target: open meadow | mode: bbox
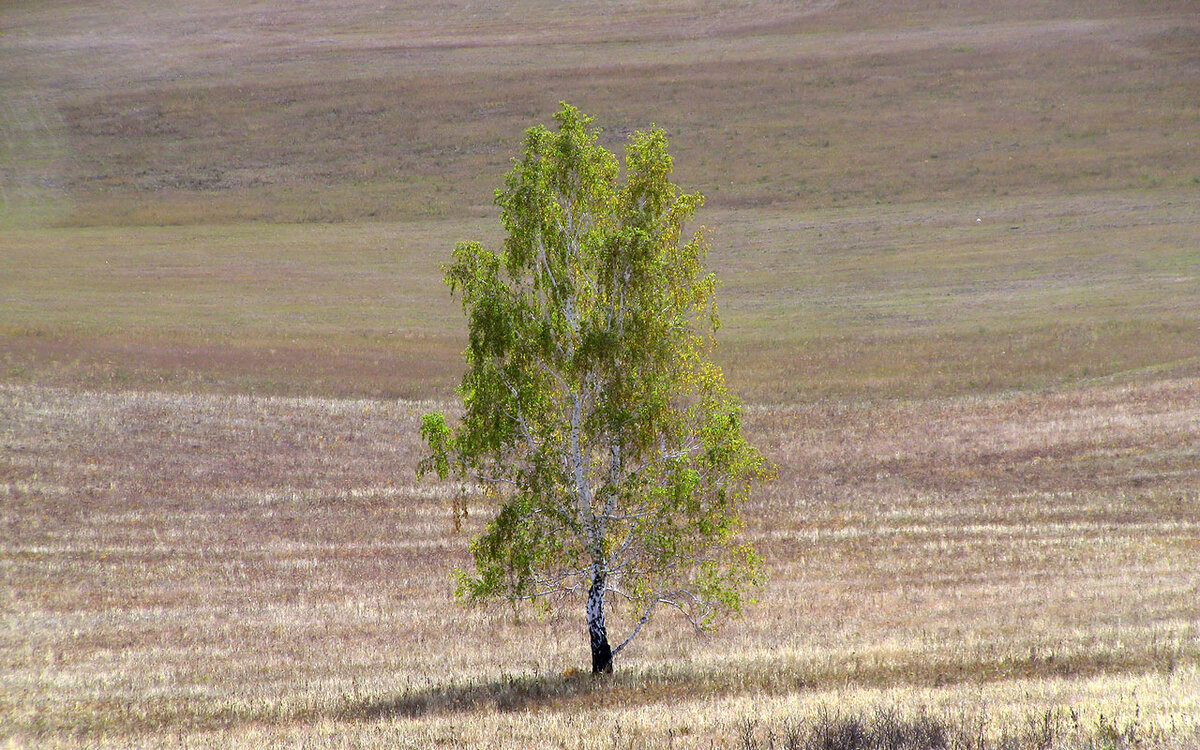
[2,0,1199,747]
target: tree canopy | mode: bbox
[419,103,771,673]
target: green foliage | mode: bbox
[420,103,772,651]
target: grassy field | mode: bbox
[2,0,1199,747]
[3,381,1198,747]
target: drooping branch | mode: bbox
[612,597,661,657]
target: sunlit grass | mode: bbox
[2,379,1196,746]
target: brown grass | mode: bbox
[2,192,1197,402]
[3,0,1198,402]
[3,0,1197,226]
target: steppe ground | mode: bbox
[1,0,1198,747]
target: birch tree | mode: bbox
[419,103,771,674]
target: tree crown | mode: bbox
[420,103,771,650]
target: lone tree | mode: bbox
[420,103,771,674]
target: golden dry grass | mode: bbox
[2,378,1197,747]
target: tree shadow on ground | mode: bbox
[334,645,1192,723]
[340,671,619,720]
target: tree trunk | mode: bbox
[587,572,613,674]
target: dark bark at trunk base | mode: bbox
[587,572,614,674]
[591,632,613,674]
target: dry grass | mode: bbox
[1,378,1196,747]
[3,0,1197,226]
[2,0,1199,746]
[3,0,1197,400]
[2,191,1197,401]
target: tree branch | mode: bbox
[658,591,712,635]
[612,596,662,656]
